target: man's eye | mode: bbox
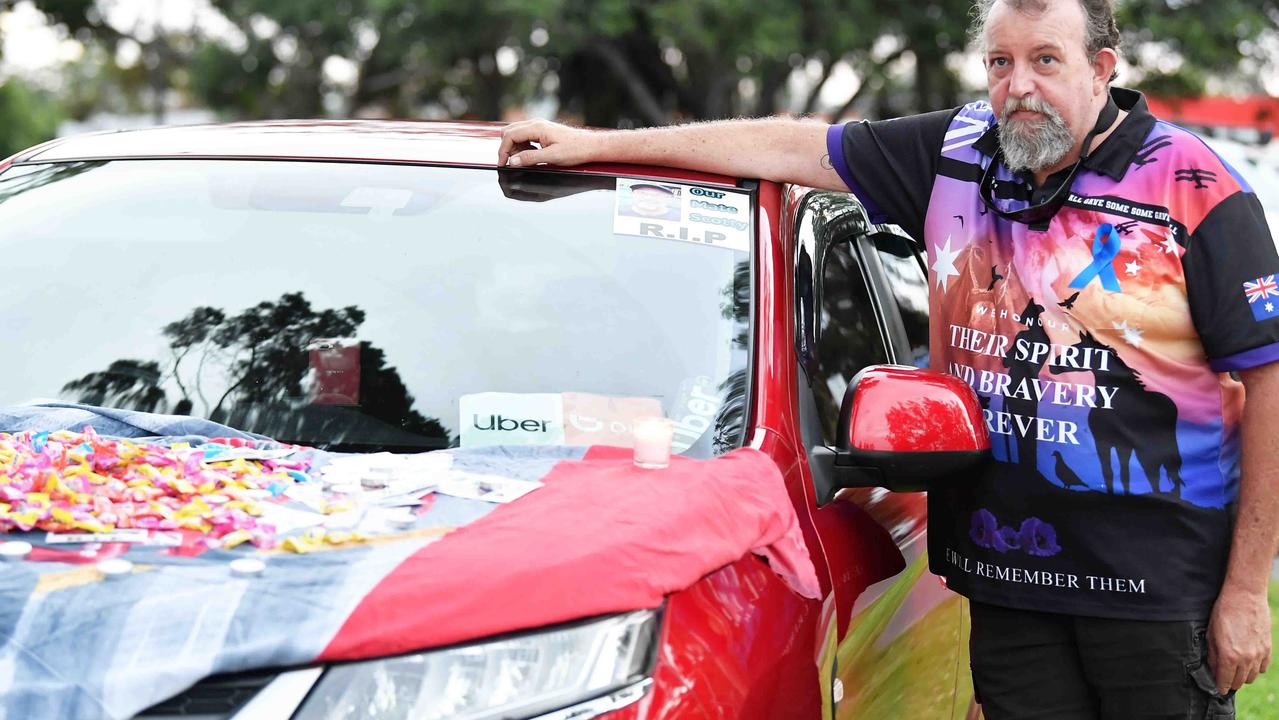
[1039,55,1056,64]
[991,58,1009,67]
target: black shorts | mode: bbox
[969,601,1236,720]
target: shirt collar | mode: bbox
[972,87,1156,182]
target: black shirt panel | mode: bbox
[837,108,958,241]
[1183,189,1279,365]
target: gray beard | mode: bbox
[998,115,1074,173]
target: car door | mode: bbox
[790,189,968,720]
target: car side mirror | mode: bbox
[811,364,990,502]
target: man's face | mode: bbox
[983,0,1108,173]
[630,187,677,217]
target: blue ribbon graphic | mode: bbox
[1068,223,1123,293]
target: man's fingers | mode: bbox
[498,121,546,163]
[1213,650,1236,695]
[1214,666,1231,695]
[507,147,553,167]
[1233,664,1250,692]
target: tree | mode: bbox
[62,292,446,447]
[0,79,63,158]
[21,0,1279,128]
[1117,0,1279,96]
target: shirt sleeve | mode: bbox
[1183,189,1279,371]
[825,108,957,242]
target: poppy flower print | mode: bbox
[970,508,1061,558]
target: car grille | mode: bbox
[135,669,279,719]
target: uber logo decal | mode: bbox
[460,393,565,447]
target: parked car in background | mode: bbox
[0,122,986,719]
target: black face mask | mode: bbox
[978,95,1120,225]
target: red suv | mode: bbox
[0,121,986,720]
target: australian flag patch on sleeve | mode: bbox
[1244,275,1279,321]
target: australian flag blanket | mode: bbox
[0,404,818,719]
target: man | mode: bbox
[497,0,1277,717]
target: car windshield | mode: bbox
[0,160,751,456]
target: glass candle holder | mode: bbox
[632,417,674,469]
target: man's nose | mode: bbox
[1007,62,1037,100]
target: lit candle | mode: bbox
[632,417,674,469]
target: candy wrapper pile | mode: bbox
[0,427,547,554]
[0,428,312,550]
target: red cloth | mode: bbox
[320,446,819,661]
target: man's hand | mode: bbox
[1208,581,1272,694]
[498,119,598,168]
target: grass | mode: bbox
[1235,579,1279,720]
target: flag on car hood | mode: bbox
[0,406,818,720]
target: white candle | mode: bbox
[632,417,674,469]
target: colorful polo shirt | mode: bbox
[828,88,1279,619]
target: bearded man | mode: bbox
[497,1,1278,717]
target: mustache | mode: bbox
[1000,96,1063,123]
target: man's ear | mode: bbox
[1091,47,1119,92]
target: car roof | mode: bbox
[9,119,739,187]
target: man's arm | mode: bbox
[1209,360,1279,694]
[497,118,848,192]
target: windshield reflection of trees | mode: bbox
[713,258,750,454]
[0,162,106,205]
[61,292,447,451]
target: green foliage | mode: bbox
[11,0,1279,128]
[0,78,63,158]
[1119,1,1279,96]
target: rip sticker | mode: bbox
[614,179,751,252]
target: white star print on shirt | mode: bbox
[1268,302,1275,313]
[1125,260,1142,276]
[1122,324,1144,347]
[1161,236,1179,255]
[931,235,962,291]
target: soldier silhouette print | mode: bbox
[1050,331,1185,497]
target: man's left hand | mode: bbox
[1208,581,1272,695]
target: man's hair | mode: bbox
[969,0,1121,81]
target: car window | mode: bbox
[813,241,891,445]
[871,232,930,368]
[0,161,751,456]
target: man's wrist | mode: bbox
[1220,572,1270,598]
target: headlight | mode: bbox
[292,610,658,720]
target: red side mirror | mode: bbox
[840,365,989,454]
[812,365,990,498]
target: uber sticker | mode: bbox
[460,392,565,447]
[669,375,722,453]
[562,392,663,446]
[614,179,750,253]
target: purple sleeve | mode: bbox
[1209,341,1279,372]
[826,123,887,224]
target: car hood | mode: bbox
[0,406,818,720]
